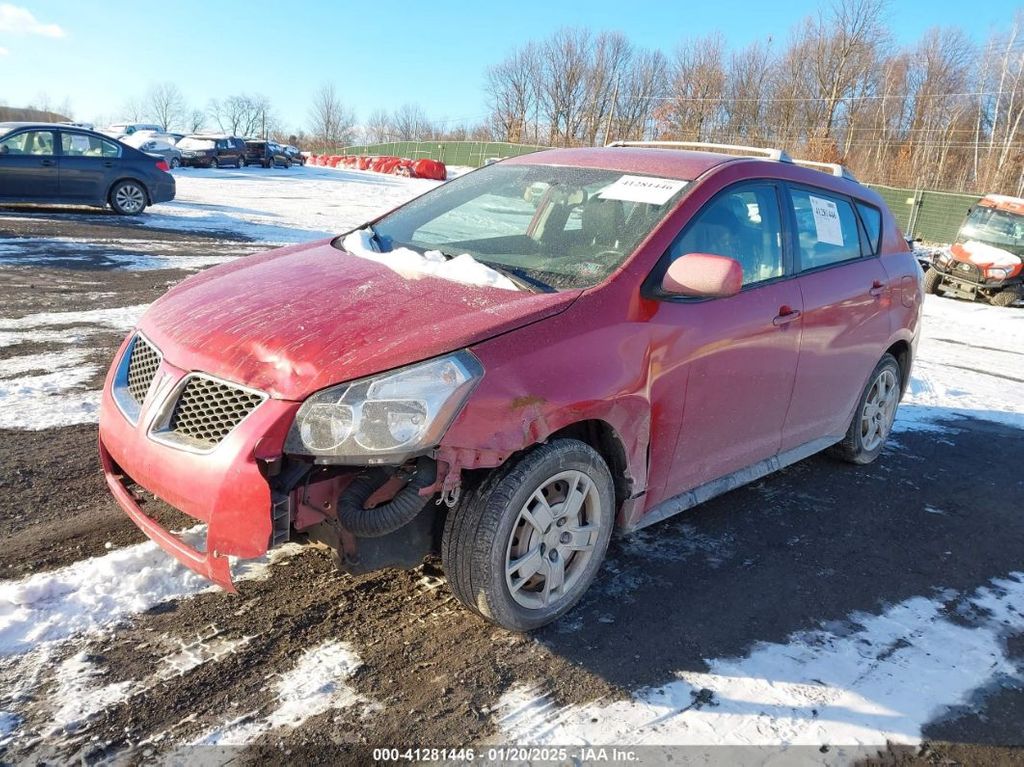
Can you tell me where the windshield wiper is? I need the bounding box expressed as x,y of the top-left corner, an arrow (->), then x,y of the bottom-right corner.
479,261 -> 556,293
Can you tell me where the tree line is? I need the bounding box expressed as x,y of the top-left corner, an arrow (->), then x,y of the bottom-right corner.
484,0 -> 1024,195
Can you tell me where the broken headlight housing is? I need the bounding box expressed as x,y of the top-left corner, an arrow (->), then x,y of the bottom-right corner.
284,351 -> 483,463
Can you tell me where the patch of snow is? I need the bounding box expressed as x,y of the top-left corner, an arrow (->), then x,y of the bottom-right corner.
0,365 -> 100,429
192,640 -> 374,745
494,572 -> 1024,750
341,228 -> 519,291
0,305 -> 145,332
157,634 -> 252,679
0,349 -> 92,378
0,529 -> 302,656
46,652 -> 139,735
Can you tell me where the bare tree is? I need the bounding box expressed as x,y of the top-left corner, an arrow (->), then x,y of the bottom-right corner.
365,108 -> 393,143
391,103 -> 432,140
661,33 -> 727,141
538,28 -> 592,145
187,108 -> 207,133
211,94 -> 276,137
307,83 -> 355,151
486,42 -> 539,143
146,82 -> 186,131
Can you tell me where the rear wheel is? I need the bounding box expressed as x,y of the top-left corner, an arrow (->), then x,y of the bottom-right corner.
237,156 -> 246,168
442,439 -> 615,631
991,288 -> 1021,308
210,157 -> 219,169
923,267 -> 944,295
109,180 -> 147,215
169,157 -> 180,169
830,354 -> 902,465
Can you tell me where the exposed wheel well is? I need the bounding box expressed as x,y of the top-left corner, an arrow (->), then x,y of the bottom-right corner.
885,340 -> 911,394
549,420 -> 632,511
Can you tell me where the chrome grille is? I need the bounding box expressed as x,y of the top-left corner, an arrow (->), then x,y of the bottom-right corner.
166,375 -> 265,448
126,336 -> 161,405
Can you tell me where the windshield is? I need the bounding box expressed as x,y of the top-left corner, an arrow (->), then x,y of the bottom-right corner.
959,205 -> 1024,257
350,164 -> 689,290
178,137 -> 214,150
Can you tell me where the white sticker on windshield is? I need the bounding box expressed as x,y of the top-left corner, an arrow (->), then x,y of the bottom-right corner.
598,175 -> 688,205
809,195 -> 844,246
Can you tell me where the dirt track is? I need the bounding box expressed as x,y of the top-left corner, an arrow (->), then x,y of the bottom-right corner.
1,203 -> 1022,765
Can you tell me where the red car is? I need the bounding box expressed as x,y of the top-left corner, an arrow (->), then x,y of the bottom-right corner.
98,142 -> 922,631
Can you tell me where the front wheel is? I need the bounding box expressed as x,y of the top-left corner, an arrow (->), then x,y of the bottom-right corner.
991,288 -> 1021,308
210,157 -> 219,169
169,157 -> 180,169
237,156 -> 246,168
830,354 -> 902,465
442,439 -> 615,631
109,180 -> 147,215
923,267 -> 944,295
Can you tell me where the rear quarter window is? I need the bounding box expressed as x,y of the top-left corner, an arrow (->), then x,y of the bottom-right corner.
856,202 -> 882,254
789,188 -> 863,270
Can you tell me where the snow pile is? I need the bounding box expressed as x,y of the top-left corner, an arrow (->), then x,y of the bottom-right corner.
193,640 -> 374,745
0,305 -> 146,335
0,530 -> 298,655
341,228 -> 518,291
496,572 -> 1024,749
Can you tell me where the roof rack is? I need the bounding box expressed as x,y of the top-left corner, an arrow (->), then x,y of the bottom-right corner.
607,140 -> 792,163
791,158 -> 858,182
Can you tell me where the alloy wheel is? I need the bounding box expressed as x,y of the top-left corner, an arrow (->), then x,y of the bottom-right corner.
504,470 -> 602,610
114,184 -> 145,214
861,368 -> 898,451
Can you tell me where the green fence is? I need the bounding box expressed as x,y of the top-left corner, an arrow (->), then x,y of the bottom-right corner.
864,184 -> 979,244
337,141 -> 547,168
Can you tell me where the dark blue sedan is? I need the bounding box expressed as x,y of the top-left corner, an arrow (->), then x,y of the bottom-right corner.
0,122 -> 176,215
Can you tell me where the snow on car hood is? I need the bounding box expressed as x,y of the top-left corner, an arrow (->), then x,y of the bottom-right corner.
138,239 -> 579,400
951,239 -> 1021,269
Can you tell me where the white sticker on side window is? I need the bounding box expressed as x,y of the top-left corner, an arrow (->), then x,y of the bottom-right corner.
598,175 -> 688,205
809,195 -> 844,246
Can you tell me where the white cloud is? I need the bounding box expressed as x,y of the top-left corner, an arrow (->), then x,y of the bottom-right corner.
0,45 -> 8,55
0,4 -> 65,38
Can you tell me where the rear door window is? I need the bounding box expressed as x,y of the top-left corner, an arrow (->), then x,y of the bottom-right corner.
61,133 -> 120,158
789,188 -> 863,270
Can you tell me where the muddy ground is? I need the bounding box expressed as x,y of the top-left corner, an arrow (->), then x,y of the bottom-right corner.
0,205 -> 1022,765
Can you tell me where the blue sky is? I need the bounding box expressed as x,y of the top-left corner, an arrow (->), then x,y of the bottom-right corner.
0,0 -> 1015,133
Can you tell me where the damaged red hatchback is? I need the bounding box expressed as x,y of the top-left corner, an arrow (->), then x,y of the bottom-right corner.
98,142 -> 922,630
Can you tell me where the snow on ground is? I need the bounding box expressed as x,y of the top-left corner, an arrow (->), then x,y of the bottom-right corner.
0,237 -> 251,271
496,573 -> 1024,752
190,640 -> 375,746
0,530 -> 302,656
0,305 -> 145,429
144,165 -> 440,244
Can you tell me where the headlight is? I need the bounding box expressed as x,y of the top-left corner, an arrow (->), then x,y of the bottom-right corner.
987,267 -> 1010,280
284,351 -> 483,463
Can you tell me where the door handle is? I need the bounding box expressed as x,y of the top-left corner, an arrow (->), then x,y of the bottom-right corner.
103,161 -> 114,168
40,158 -> 55,167
869,280 -> 886,298
773,306 -> 802,326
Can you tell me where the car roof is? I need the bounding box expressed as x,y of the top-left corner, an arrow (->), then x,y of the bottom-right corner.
506,146 -> 882,205
0,122 -> 119,139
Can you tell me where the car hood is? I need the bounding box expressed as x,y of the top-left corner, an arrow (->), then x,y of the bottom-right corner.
139,239 -> 580,400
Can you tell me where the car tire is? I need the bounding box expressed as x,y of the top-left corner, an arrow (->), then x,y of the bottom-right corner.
441,438 -> 615,631
210,158 -> 219,169
108,180 -> 148,216
829,354 -> 902,465
923,268 -> 944,295
284,160 -> 291,169
991,289 -> 1021,308
238,157 -> 246,168
169,157 -> 180,169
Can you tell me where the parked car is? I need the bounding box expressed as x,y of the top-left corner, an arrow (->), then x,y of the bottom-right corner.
177,135 -> 246,168
102,122 -> 162,138
0,122 -> 175,215
243,139 -> 291,168
924,194 -> 1023,307
134,138 -> 183,169
284,145 -> 304,166
98,142 -> 921,630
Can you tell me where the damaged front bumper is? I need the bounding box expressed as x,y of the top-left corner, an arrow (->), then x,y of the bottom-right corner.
98,335 -> 301,590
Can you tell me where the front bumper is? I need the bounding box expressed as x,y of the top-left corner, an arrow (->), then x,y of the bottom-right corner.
98,336 -> 300,589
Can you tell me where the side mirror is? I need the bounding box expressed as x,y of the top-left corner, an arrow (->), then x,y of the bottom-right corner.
661,253 -> 743,299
